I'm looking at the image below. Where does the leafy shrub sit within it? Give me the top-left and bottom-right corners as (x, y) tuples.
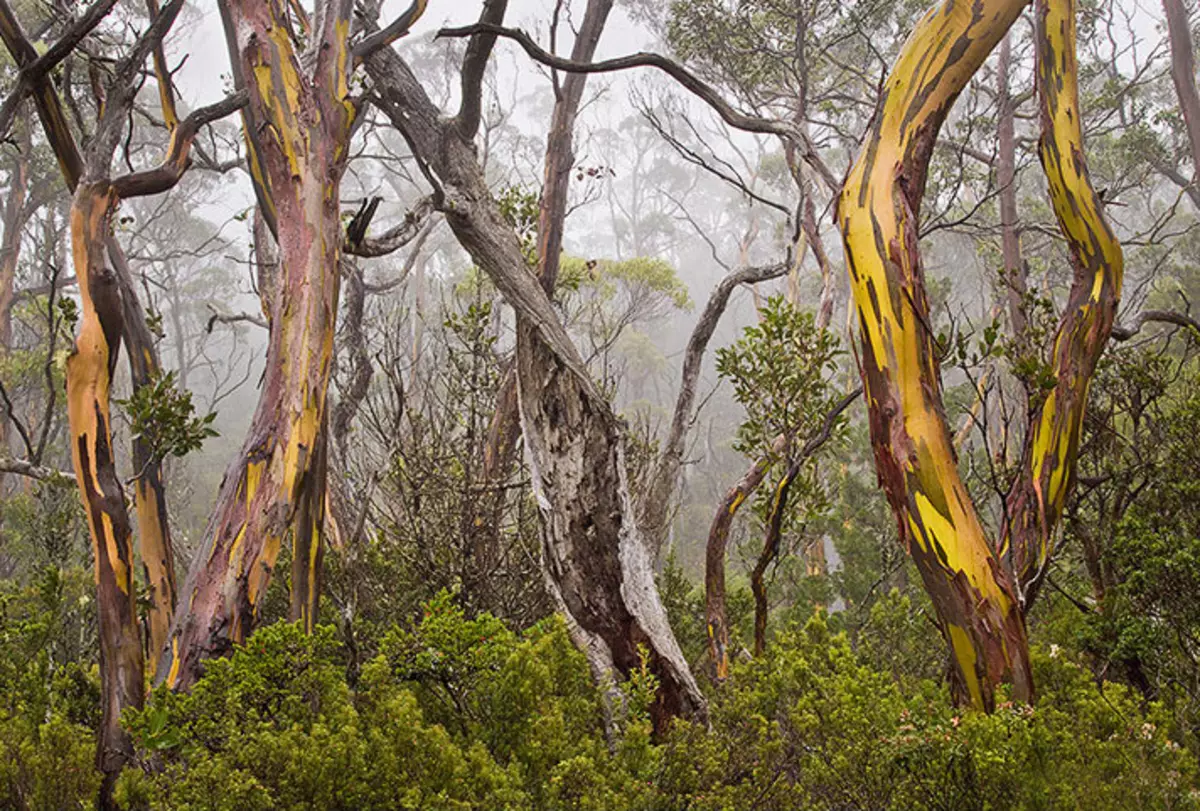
(0, 589), (1191, 809)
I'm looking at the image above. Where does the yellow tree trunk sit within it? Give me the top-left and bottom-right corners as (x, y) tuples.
(837, 0), (1033, 710)
(1000, 0), (1123, 605)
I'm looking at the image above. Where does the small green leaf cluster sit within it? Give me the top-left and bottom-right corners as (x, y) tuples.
(716, 296), (842, 456)
(115, 371), (218, 465)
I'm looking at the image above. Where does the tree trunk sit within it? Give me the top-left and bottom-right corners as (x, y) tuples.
(1164, 0), (1200, 185)
(703, 267), (840, 677)
(107, 235), (177, 673)
(0, 114), (30, 491)
(837, 0), (1033, 711)
(640, 262), (788, 557)
(705, 432), (789, 679)
(752, 461), (797, 656)
(1000, 0), (1124, 608)
(474, 0), (614, 567)
(996, 34), (1028, 343)
(66, 182), (143, 805)
(160, 0), (355, 687)
(290, 410), (327, 632)
(365, 30), (706, 728)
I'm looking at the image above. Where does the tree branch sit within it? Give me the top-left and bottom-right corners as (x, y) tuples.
(640, 261), (789, 552)
(1110, 308), (1200, 341)
(344, 196), (434, 257)
(0, 0), (119, 141)
(0, 455), (75, 483)
(205, 306), (268, 333)
(352, 0), (428, 62)
(453, 0), (508, 141)
(436, 21), (839, 193)
(110, 91), (247, 198)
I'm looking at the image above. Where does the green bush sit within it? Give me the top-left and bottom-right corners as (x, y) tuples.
(0, 586), (1193, 809)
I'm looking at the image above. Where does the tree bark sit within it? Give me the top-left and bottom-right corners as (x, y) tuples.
(1164, 0), (1200, 185)
(0, 114), (30, 492)
(475, 0), (614, 565)
(160, 0), (356, 687)
(0, 2), (196, 801)
(997, 33), (1028, 341)
(1000, 0), (1124, 608)
(107, 236), (178, 671)
(290, 410), (327, 631)
(365, 24), (706, 728)
(67, 182), (143, 809)
(704, 433), (788, 680)
(837, 0), (1032, 711)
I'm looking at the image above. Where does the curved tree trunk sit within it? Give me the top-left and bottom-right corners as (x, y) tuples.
(705, 431), (789, 680)
(703, 269), (840, 678)
(1000, 0), (1124, 607)
(640, 262), (788, 558)
(837, 0), (1032, 710)
(365, 19), (706, 728)
(107, 235), (177, 672)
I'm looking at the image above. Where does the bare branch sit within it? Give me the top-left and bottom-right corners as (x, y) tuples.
(0, 0), (119, 141)
(352, 0), (429, 62)
(344, 196), (435, 257)
(1110, 309), (1200, 341)
(436, 21), (839, 193)
(454, 0), (508, 141)
(0, 455), (75, 483)
(205, 306), (268, 333)
(111, 91), (247, 198)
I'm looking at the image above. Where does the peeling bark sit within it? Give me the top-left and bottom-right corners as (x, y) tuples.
(0, 2), (201, 801)
(160, 0), (357, 687)
(290, 411), (327, 632)
(476, 0), (614, 566)
(107, 236), (177, 672)
(365, 22), (706, 727)
(67, 182), (142, 806)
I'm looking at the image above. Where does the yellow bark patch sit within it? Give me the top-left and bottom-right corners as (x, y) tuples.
(165, 638), (181, 689)
(948, 623), (984, 709)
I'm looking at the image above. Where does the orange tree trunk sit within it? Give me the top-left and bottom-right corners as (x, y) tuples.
(837, 0), (1032, 710)
(160, 0), (356, 687)
(66, 182), (143, 801)
(1000, 0), (1123, 606)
